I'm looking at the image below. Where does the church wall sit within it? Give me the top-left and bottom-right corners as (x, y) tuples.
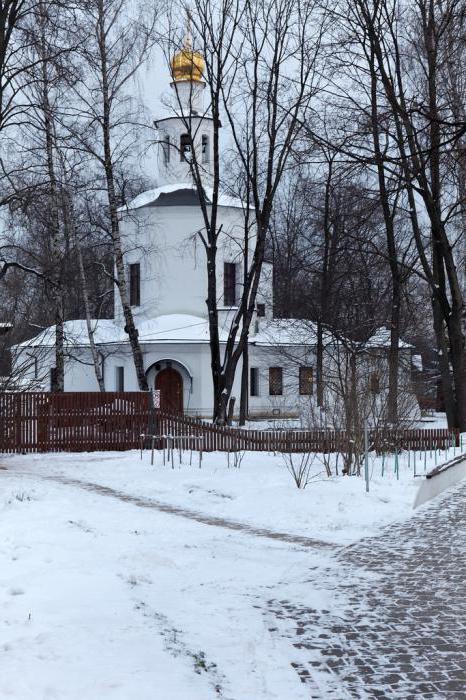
(12, 346), (103, 392)
(156, 114), (213, 184)
(116, 204), (250, 324)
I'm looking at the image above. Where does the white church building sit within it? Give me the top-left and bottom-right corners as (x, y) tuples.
(12, 39), (418, 421)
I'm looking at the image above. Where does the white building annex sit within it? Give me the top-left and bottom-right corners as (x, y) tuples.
(12, 37), (420, 421)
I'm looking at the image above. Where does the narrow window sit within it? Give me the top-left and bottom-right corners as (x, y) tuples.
(99, 353), (105, 385)
(269, 367), (283, 396)
(162, 134), (170, 164)
(299, 366), (313, 395)
(250, 367), (259, 397)
(129, 263), (140, 307)
(370, 372), (380, 394)
(50, 367), (57, 392)
(180, 133), (192, 161)
(202, 134), (209, 163)
(116, 366), (125, 392)
(256, 303), (265, 317)
(224, 262), (237, 306)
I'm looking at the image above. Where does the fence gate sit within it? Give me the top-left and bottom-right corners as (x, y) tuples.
(0, 392), (150, 453)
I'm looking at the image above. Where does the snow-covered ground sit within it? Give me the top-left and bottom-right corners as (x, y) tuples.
(0, 446), (460, 699)
(3, 448), (431, 544)
(246, 411), (449, 430)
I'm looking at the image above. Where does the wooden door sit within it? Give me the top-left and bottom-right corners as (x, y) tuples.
(155, 368), (183, 413)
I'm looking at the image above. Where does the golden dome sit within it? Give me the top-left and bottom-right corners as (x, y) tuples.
(171, 46), (205, 83)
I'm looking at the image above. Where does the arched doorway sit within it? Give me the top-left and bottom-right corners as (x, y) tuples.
(155, 367), (183, 413)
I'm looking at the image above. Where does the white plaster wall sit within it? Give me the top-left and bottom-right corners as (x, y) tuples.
(155, 113), (214, 186)
(12, 346), (102, 392)
(116, 204), (251, 323)
(248, 345), (315, 417)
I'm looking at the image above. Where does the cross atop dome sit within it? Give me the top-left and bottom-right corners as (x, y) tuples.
(171, 15), (205, 84)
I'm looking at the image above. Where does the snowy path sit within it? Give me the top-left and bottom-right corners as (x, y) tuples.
(37, 473), (336, 550)
(269, 481), (466, 699)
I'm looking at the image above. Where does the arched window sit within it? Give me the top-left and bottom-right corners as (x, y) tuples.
(180, 133), (192, 162)
(202, 134), (209, 163)
(162, 134), (170, 164)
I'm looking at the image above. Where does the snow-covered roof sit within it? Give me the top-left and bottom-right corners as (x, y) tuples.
(15, 317), (413, 353)
(14, 319), (121, 349)
(119, 183), (246, 212)
(364, 327), (412, 350)
(252, 319), (321, 347)
(252, 321), (413, 350)
(13, 315), (232, 349)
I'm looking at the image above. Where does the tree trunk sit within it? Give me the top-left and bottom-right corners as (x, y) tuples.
(363, 0), (466, 429)
(316, 320), (324, 407)
(97, 0), (147, 392)
(39, 1), (64, 392)
(65, 195), (105, 391)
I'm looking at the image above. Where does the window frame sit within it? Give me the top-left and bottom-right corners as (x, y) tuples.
(129, 262), (140, 307)
(370, 372), (380, 394)
(269, 367), (283, 396)
(223, 261), (237, 306)
(299, 366), (313, 395)
(201, 134), (209, 163)
(180, 133), (192, 162)
(162, 134), (170, 164)
(250, 367), (260, 397)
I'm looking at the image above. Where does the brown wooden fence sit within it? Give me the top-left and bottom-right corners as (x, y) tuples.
(0, 392), (459, 454)
(0, 392), (150, 453)
(152, 409), (459, 453)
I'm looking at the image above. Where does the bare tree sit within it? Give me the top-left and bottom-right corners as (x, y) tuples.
(63, 0), (160, 391)
(163, 0), (324, 423)
(340, 0), (466, 430)
(0, 0), (76, 391)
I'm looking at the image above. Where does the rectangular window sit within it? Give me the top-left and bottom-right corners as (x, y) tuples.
(162, 134), (170, 164)
(202, 134), (209, 163)
(370, 372), (380, 394)
(224, 262), (237, 306)
(129, 263), (140, 307)
(180, 133), (191, 161)
(256, 303), (265, 317)
(250, 367), (259, 397)
(299, 366), (313, 395)
(116, 366), (125, 392)
(269, 367), (283, 396)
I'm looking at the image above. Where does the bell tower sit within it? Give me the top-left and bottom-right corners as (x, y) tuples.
(155, 24), (214, 186)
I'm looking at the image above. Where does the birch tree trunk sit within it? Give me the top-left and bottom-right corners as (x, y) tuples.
(95, 0), (148, 391)
(63, 192), (105, 391)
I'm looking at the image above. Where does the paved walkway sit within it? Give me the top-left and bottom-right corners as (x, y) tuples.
(268, 482), (466, 699)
